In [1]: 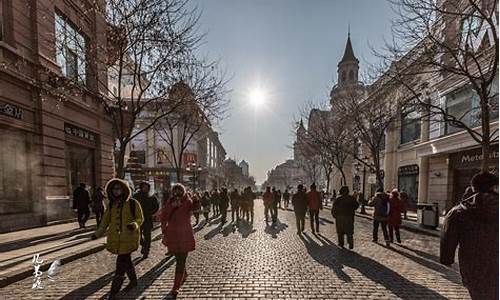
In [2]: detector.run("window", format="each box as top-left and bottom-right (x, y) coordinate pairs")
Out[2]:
(401, 106), (421, 144)
(0, 128), (31, 214)
(349, 70), (354, 81)
(55, 12), (87, 84)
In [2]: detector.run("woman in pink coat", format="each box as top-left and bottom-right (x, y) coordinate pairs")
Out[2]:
(156, 184), (195, 296)
(388, 189), (403, 244)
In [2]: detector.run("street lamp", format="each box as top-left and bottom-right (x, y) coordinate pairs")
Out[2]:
(355, 157), (368, 214)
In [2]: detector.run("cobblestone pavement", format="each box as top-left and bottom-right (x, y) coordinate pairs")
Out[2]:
(3, 201), (470, 299)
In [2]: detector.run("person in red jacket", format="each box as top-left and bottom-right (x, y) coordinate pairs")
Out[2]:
(156, 184), (195, 297)
(307, 183), (323, 234)
(262, 186), (273, 223)
(388, 189), (403, 244)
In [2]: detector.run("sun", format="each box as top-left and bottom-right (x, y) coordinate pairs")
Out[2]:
(249, 88), (266, 108)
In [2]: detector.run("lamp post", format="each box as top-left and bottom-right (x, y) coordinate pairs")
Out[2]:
(355, 157), (368, 214)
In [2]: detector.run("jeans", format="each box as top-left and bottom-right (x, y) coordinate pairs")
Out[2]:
(116, 253), (136, 280)
(373, 220), (389, 241)
(388, 225), (401, 242)
(77, 207), (90, 227)
(295, 211), (305, 232)
(271, 205), (278, 223)
(264, 206), (271, 222)
(309, 210), (320, 232)
(231, 206), (239, 222)
(140, 224), (153, 255)
(338, 234), (354, 248)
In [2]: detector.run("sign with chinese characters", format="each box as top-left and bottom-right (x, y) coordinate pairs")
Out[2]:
(0, 101), (23, 120)
(398, 164), (419, 176)
(64, 123), (96, 142)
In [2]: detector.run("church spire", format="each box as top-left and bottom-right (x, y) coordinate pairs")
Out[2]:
(336, 29), (360, 87)
(339, 30), (358, 64)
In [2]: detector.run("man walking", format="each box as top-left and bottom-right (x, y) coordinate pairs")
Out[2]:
(307, 183), (322, 234)
(331, 186), (359, 249)
(263, 187), (273, 224)
(230, 189), (240, 224)
(271, 187), (280, 224)
(368, 187), (390, 245)
(211, 189), (220, 217)
(73, 183), (91, 228)
(134, 182), (159, 258)
(219, 188), (230, 224)
(440, 172), (498, 300)
(283, 189), (291, 209)
(292, 184), (308, 234)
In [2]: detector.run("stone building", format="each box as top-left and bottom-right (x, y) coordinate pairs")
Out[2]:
(0, 0), (114, 232)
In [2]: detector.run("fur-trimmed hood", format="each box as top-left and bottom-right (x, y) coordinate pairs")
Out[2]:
(105, 178), (132, 202)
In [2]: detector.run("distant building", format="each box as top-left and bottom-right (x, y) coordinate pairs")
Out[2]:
(239, 160), (249, 177)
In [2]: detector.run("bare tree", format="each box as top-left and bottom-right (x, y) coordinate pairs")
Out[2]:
(298, 103), (353, 192)
(333, 86), (400, 188)
(378, 0), (499, 172)
(38, 0), (208, 178)
(154, 58), (229, 184)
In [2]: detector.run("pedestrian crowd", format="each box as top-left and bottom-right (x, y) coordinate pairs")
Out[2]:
(71, 170), (498, 300)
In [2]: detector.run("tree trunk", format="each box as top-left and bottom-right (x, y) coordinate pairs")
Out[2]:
(480, 96), (491, 172)
(325, 170), (331, 194)
(339, 168), (347, 186)
(115, 144), (127, 179)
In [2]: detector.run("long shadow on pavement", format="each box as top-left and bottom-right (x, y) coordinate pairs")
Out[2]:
(237, 222), (256, 238)
(388, 244), (462, 284)
(123, 255), (176, 299)
(59, 256), (144, 300)
(300, 233), (448, 299)
(264, 221), (288, 239)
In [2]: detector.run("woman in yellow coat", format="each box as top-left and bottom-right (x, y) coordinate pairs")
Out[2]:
(92, 178), (144, 299)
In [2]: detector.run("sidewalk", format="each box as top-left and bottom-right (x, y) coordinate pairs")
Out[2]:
(323, 202), (443, 237)
(355, 207), (442, 237)
(0, 218), (160, 287)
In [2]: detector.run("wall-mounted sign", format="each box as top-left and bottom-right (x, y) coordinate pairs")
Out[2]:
(449, 145), (499, 170)
(398, 164), (419, 176)
(64, 123), (96, 142)
(0, 102), (23, 119)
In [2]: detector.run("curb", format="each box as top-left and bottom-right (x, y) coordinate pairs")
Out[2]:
(0, 224), (161, 288)
(355, 212), (441, 238)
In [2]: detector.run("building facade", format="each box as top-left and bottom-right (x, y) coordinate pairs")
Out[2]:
(0, 0), (114, 232)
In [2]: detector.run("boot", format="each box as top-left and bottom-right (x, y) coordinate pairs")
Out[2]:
(108, 275), (124, 299)
(171, 272), (184, 295)
(123, 267), (138, 292)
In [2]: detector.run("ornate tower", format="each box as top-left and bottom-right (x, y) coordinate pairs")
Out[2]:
(337, 31), (359, 87)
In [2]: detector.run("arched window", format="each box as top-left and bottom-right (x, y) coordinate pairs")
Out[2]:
(349, 70), (354, 81)
(341, 71), (346, 82)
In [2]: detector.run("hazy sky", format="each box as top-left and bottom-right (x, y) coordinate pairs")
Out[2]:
(190, 0), (396, 184)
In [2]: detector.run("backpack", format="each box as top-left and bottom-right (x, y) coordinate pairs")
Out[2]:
(379, 195), (390, 217)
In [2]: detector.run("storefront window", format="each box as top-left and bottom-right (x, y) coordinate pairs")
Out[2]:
(401, 106), (421, 144)
(66, 144), (95, 194)
(0, 128), (31, 214)
(398, 165), (419, 209)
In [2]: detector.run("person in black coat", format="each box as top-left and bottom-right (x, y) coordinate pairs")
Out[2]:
(219, 188), (230, 224)
(331, 186), (359, 249)
(73, 183), (91, 228)
(134, 182), (159, 258)
(292, 184), (308, 234)
(91, 186), (106, 226)
(271, 187), (280, 224)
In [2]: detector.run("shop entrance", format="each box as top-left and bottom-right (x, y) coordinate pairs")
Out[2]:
(66, 143), (95, 194)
